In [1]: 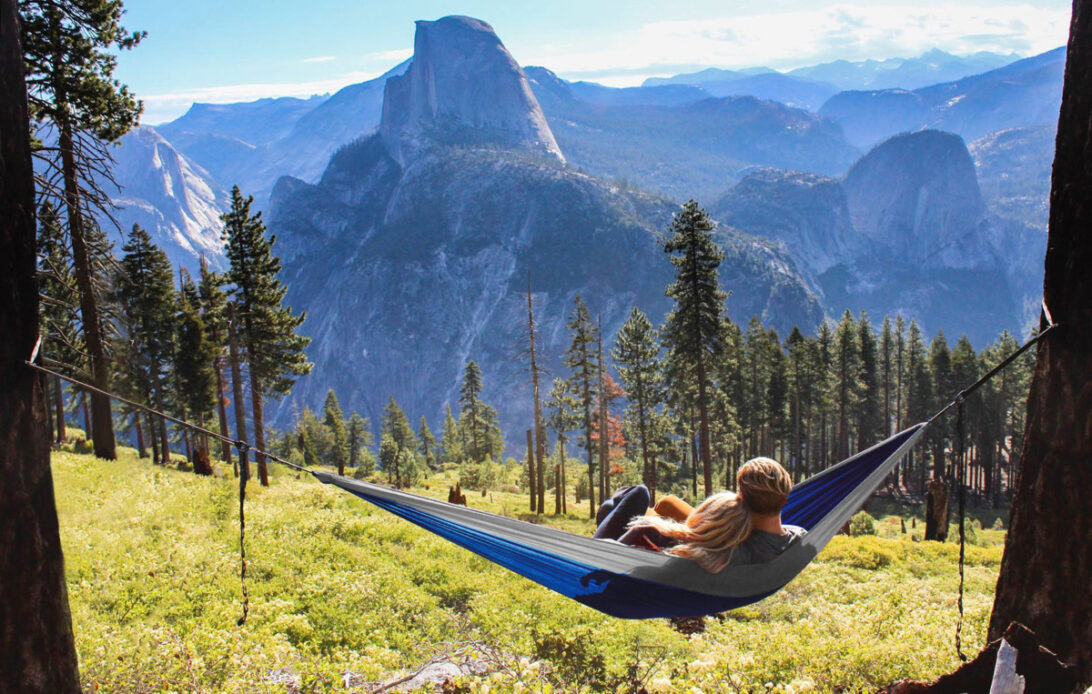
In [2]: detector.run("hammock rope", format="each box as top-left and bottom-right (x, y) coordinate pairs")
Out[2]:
(24, 303), (1058, 623)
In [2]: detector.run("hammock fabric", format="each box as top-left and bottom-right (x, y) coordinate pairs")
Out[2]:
(313, 424), (926, 619)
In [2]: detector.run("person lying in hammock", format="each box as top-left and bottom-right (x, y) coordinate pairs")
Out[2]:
(592, 458), (806, 573)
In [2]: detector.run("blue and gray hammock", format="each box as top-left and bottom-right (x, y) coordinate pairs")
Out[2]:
(313, 424), (926, 619)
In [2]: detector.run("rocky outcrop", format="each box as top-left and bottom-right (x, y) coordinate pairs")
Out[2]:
(842, 130), (993, 269)
(379, 16), (562, 167)
(713, 168), (865, 276)
(107, 126), (228, 270)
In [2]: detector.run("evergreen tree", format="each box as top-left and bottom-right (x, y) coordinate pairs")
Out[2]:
(440, 403), (462, 464)
(197, 260), (232, 465)
(564, 295), (599, 516)
(856, 312), (881, 449)
(612, 307), (663, 498)
(833, 310), (859, 458)
(380, 396), (418, 487)
(661, 200), (725, 496)
(347, 412), (373, 469)
(546, 377), (578, 514)
(905, 321), (932, 489)
(459, 360), (485, 463)
(815, 320), (836, 468)
(880, 315), (895, 437)
(173, 269), (217, 474)
(323, 389), (349, 475)
(115, 225), (175, 463)
(222, 185), (312, 486)
(765, 326), (789, 461)
(296, 407), (327, 469)
(36, 201), (80, 444)
(418, 416), (437, 470)
(928, 331), (953, 479)
(23, 0), (145, 460)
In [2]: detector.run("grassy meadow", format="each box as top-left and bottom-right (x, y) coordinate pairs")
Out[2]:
(53, 440), (1008, 693)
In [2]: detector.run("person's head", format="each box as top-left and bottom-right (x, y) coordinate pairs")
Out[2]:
(737, 457), (793, 517)
(629, 457), (793, 573)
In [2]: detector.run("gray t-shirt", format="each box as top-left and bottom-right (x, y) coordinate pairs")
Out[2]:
(728, 525), (807, 565)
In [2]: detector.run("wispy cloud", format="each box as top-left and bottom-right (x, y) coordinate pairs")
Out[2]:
(365, 47), (413, 63)
(521, 3), (1069, 86)
(303, 55), (337, 63)
(140, 71), (383, 125)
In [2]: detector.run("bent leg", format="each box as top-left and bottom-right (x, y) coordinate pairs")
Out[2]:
(593, 485), (650, 540)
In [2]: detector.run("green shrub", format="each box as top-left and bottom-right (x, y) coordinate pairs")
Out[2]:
(849, 511), (877, 536)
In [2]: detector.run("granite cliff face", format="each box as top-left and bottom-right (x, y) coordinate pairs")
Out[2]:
(712, 168), (863, 277)
(843, 130), (992, 269)
(712, 130), (1027, 343)
(380, 17), (562, 167)
(107, 126), (228, 270)
(266, 16), (821, 442)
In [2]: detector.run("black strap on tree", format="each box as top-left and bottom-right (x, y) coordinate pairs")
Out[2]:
(236, 440), (250, 626)
(23, 343), (312, 628)
(926, 302), (1057, 661)
(954, 397), (968, 662)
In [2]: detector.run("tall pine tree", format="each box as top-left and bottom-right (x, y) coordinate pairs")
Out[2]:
(222, 185), (311, 485)
(173, 270), (217, 474)
(459, 360), (485, 463)
(22, 0), (145, 459)
(612, 306), (663, 498)
(323, 389), (348, 475)
(661, 200), (725, 496)
(564, 295), (599, 516)
(115, 225), (175, 464)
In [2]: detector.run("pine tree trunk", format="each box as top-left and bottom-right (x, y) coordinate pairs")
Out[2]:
(156, 394), (170, 465)
(134, 412), (145, 459)
(55, 104), (114, 460)
(80, 390), (89, 439)
(528, 283), (546, 515)
(214, 358), (231, 465)
(248, 372), (269, 486)
(989, 2), (1092, 679)
(0, 0), (82, 682)
(146, 411), (159, 464)
(52, 375), (65, 444)
(560, 438), (567, 514)
(526, 428), (536, 512)
(227, 308), (249, 478)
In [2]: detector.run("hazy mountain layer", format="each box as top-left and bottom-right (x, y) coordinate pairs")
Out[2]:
(526, 66), (859, 203)
(820, 47), (1064, 147)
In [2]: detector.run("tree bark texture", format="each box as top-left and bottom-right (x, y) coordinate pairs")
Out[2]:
(227, 306), (249, 478)
(989, 1), (1092, 682)
(0, 0), (81, 687)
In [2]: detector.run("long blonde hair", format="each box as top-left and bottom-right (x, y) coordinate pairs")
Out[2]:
(630, 457), (792, 572)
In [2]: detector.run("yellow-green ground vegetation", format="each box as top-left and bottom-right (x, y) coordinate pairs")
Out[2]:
(54, 441), (1005, 692)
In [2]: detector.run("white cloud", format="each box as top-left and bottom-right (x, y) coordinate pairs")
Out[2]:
(303, 55), (337, 63)
(365, 47), (413, 63)
(524, 3), (1070, 85)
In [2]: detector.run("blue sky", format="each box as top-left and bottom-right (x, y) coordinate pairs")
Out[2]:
(114, 1), (1073, 124)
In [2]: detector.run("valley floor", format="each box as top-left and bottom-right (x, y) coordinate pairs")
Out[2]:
(54, 444), (1005, 693)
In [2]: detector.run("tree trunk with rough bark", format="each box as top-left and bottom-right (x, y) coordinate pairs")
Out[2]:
(0, 0), (81, 686)
(214, 359), (231, 465)
(227, 305), (249, 478)
(989, 1), (1092, 682)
